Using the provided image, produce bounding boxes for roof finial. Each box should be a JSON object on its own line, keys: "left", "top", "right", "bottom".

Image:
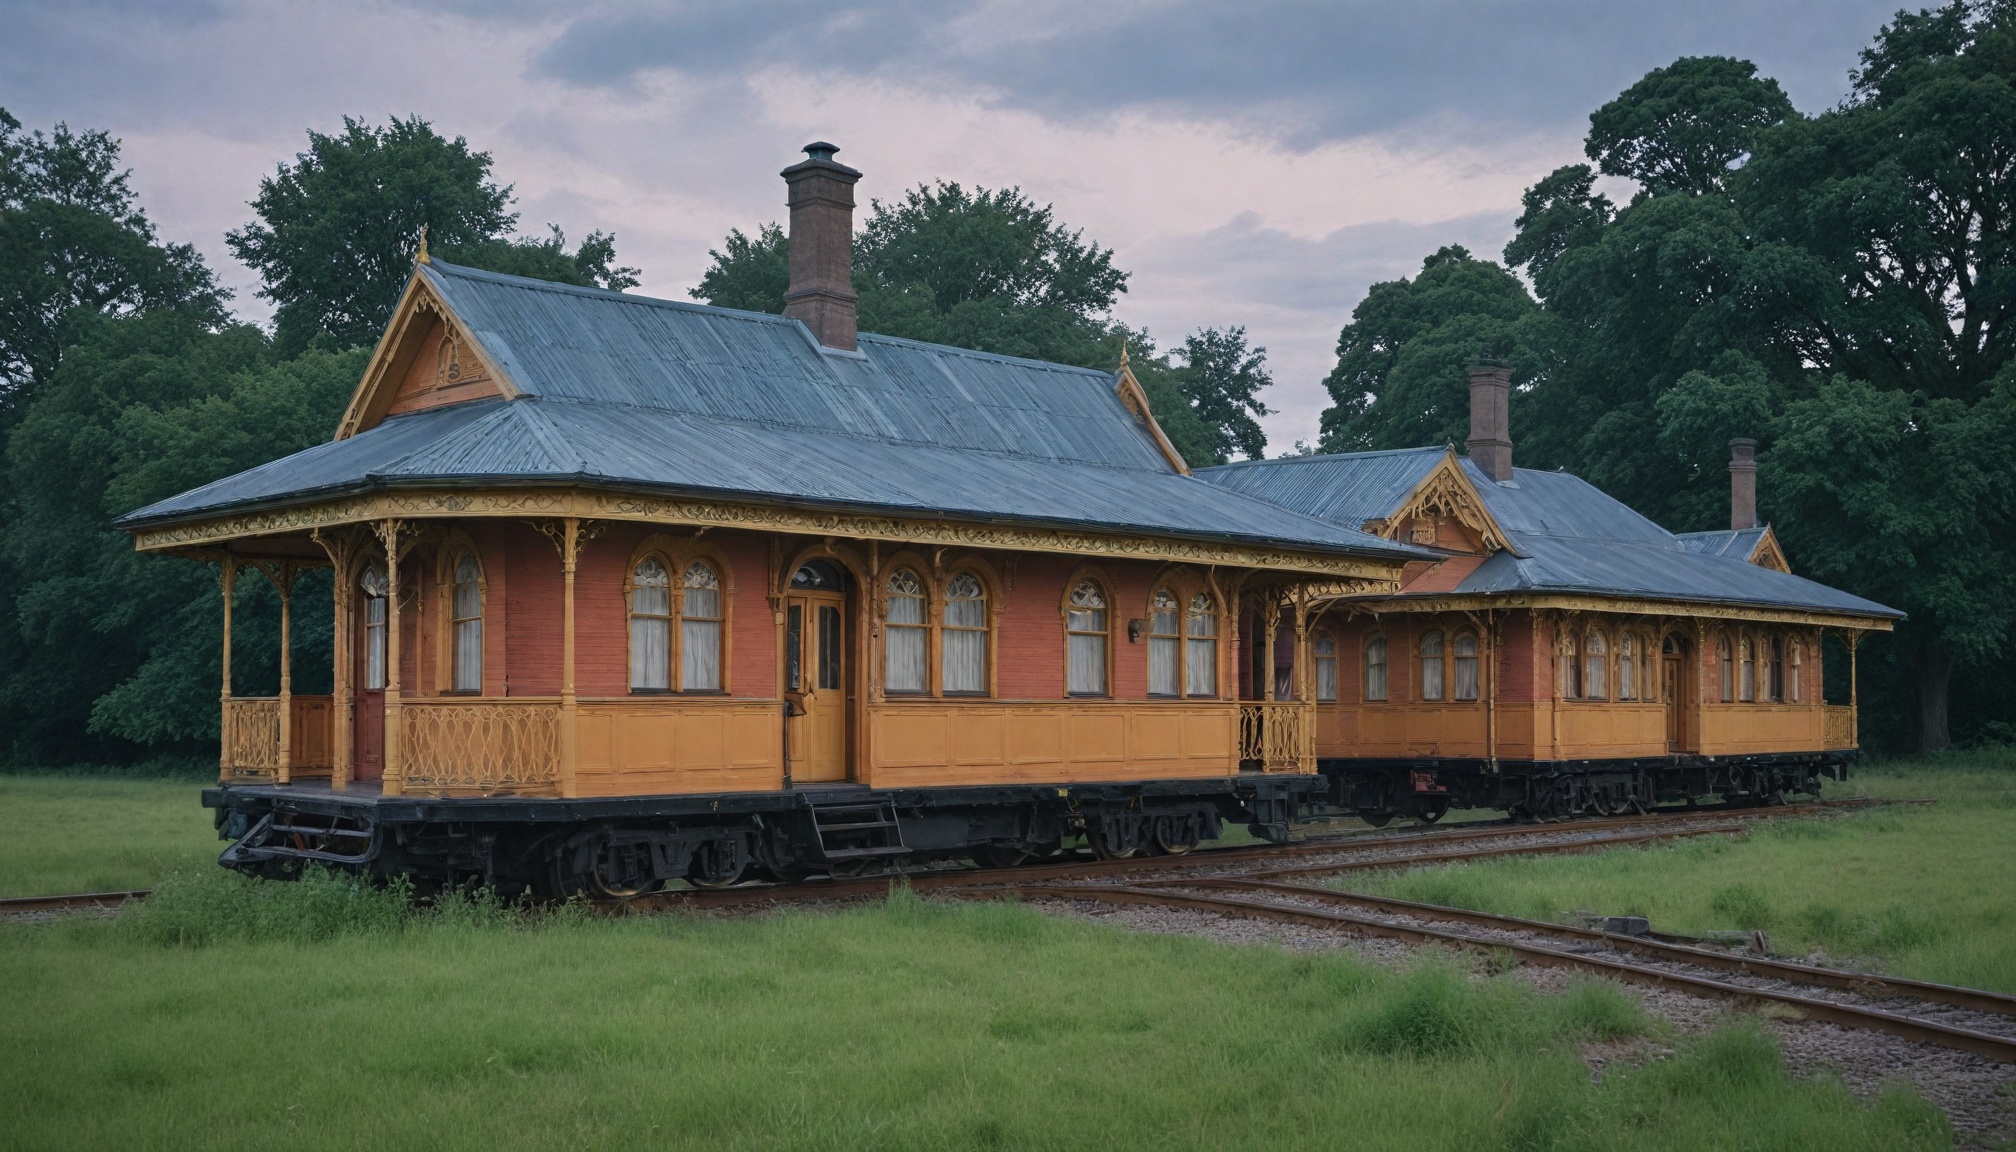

{"left": 416, "top": 224, "right": 430, "bottom": 265}
{"left": 1118, "top": 337, "right": 1130, "bottom": 371}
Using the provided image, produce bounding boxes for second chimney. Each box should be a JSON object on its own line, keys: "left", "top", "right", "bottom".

{"left": 781, "top": 142, "right": 862, "bottom": 351}
{"left": 1466, "top": 361, "right": 1514, "bottom": 482}
{"left": 1728, "top": 438, "right": 1759, "bottom": 530}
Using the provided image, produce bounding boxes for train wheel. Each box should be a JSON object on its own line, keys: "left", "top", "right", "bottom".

{"left": 1152, "top": 814, "right": 1200, "bottom": 856}
{"left": 586, "top": 839, "right": 663, "bottom": 899}
{"left": 1413, "top": 799, "right": 1449, "bottom": 825}
{"left": 1087, "top": 820, "right": 1144, "bottom": 860}
{"left": 686, "top": 840, "right": 747, "bottom": 889}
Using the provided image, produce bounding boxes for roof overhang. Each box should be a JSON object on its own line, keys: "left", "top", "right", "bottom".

{"left": 122, "top": 481, "right": 1413, "bottom": 583}
{"left": 1310, "top": 589, "right": 1897, "bottom": 631}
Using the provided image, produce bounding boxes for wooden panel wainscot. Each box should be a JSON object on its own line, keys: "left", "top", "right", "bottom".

{"left": 866, "top": 700, "right": 1243, "bottom": 788}
{"left": 575, "top": 698, "right": 784, "bottom": 798}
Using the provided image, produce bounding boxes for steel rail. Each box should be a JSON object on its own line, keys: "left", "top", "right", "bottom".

{"left": 980, "top": 883, "right": 2016, "bottom": 1065}
{"left": 0, "top": 890, "right": 149, "bottom": 915}
{"left": 1161, "top": 877, "right": 2016, "bottom": 1019}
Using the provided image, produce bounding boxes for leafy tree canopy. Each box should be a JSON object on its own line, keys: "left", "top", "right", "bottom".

{"left": 0, "top": 108, "right": 225, "bottom": 411}
{"left": 227, "top": 116, "right": 637, "bottom": 355}
{"left": 1586, "top": 56, "right": 1795, "bottom": 196}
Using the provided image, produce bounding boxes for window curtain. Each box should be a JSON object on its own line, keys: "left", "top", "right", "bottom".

{"left": 1618, "top": 635, "right": 1636, "bottom": 700}
{"left": 885, "top": 570, "right": 927, "bottom": 692}
{"left": 1452, "top": 632, "right": 1479, "bottom": 701}
{"left": 1315, "top": 635, "right": 1338, "bottom": 702}
{"left": 682, "top": 563, "right": 722, "bottom": 691}
{"left": 1148, "top": 590, "right": 1180, "bottom": 696}
{"left": 1420, "top": 631, "right": 1444, "bottom": 701}
{"left": 941, "top": 573, "right": 987, "bottom": 693}
{"left": 1066, "top": 581, "right": 1107, "bottom": 695}
{"left": 629, "top": 559, "right": 671, "bottom": 691}
{"left": 1185, "top": 595, "right": 1216, "bottom": 696}
{"left": 1584, "top": 634, "right": 1607, "bottom": 700}
{"left": 452, "top": 554, "right": 482, "bottom": 692}
{"left": 1364, "top": 637, "right": 1387, "bottom": 701}
{"left": 361, "top": 565, "right": 388, "bottom": 691}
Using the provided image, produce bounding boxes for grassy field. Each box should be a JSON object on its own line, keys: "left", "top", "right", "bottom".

{"left": 1346, "top": 753, "right": 2016, "bottom": 993}
{"left": 0, "top": 773, "right": 216, "bottom": 897}
{"left": 0, "top": 874, "right": 1950, "bottom": 1151}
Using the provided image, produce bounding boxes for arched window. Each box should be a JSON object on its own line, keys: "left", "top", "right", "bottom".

{"left": 682, "top": 562, "right": 724, "bottom": 691}
{"left": 1718, "top": 633, "right": 1734, "bottom": 702}
{"left": 1788, "top": 641, "right": 1804, "bottom": 704}
{"left": 1739, "top": 636, "right": 1756, "bottom": 702}
{"left": 450, "top": 552, "right": 482, "bottom": 692}
{"left": 1584, "top": 630, "right": 1608, "bottom": 700}
{"left": 1452, "top": 630, "right": 1480, "bottom": 701}
{"left": 1363, "top": 636, "right": 1388, "bottom": 702}
{"left": 1641, "top": 633, "right": 1657, "bottom": 702}
{"left": 1066, "top": 580, "right": 1108, "bottom": 695}
{"left": 1314, "top": 632, "right": 1338, "bottom": 702}
{"left": 1769, "top": 636, "right": 1785, "bottom": 702}
{"left": 1147, "top": 589, "right": 1181, "bottom": 697}
{"left": 1618, "top": 633, "right": 1637, "bottom": 700}
{"left": 1185, "top": 593, "right": 1218, "bottom": 697}
{"left": 628, "top": 557, "right": 672, "bottom": 691}
{"left": 884, "top": 568, "right": 928, "bottom": 694}
{"left": 942, "top": 571, "right": 988, "bottom": 694}
{"left": 1420, "top": 630, "right": 1446, "bottom": 701}
{"left": 361, "top": 564, "right": 389, "bottom": 691}
{"left": 1559, "top": 631, "right": 1581, "bottom": 699}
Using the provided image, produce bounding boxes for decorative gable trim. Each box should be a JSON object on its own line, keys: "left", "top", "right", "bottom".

{"left": 1383, "top": 448, "right": 1519, "bottom": 556}
{"left": 1113, "top": 349, "right": 1191, "bottom": 476}
{"left": 334, "top": 267, "right": 522, "bottom": 440}
{"left": 1749, "top": 526, "right": 1791, "bottom": 573}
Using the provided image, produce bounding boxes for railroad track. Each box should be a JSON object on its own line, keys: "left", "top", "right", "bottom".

{"left": 986, "top": 880, "right": 2016, "bottom": 1065}
{"left": 0, "top": 890, "right": 148, "bottom": 916}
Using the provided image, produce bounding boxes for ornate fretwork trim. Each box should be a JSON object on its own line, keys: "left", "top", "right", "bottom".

{"left": 1113, "top": 347, "right": 1191, "bottom": 477}
{"left": 1749, "top": 527, "right": 1791, "bottom": 573}
{"left": 132, "top": 487, "right": 1409, "bottom": 582}
{"left": 1384, "top": 449, "right": 1517, "bottom": 556}
{"left": 333, "top": 271, "right": 522, "bottom": 441}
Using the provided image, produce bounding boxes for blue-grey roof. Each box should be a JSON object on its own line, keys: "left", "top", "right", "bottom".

{"left": 1675, "top": 528, "right": 1772, "bottom": 559}
{"left": 119, "top": 261, "right": 1422, "bottom": 563}
{"left": 1197, "top": 450, "right": 1900, "bottom": 620}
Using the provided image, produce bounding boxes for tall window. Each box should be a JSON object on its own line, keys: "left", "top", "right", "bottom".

{"left": 628, "top": 557, "right": 672, "bottom": 691}
{"left": 1584, "top": 630, "right": 1608, "bottom": 700}
{"left": 1789, "top": 641, "right": 1804, "bottom": 704}
{"left": 1769, "top": 636, "right": 1785, "bottom": 702}
{"left": 1420, "top": 630, "right": 1446, "bottom": 701}
{"left": 1453, "top": 631, "right": 1480, "bottom": 701}
{"left": 1618, "top": 633, "right": 1637, "bottom": 700}
{"left": 1363, "top": 636, "right": 1388, "bottom": 702}
{"left": 1739, "top": 636, "right": 1756, "bottom": 702}
{"left": 942, "top": 571, "right": 987, "bottom": 694}
{"left": 1716, "top": 634, "right": 1733, "bottom": 701}
{"left": 361, "top": 565, "right": 389, "bottom": 691}
{"left": 1641, "top": 633, "right": 1656, "bottom": 702}
{"left": 885, "top": 569, "right": 927, "bottom": 693}
{"left": 1185, "top": 593, "right": 1217, "bottom": 697}
{"left": 1560, "top": 632, "right": 1581, "bottom": 699}
{"left": 1315, "top": 632, "right": 1338, "bottom": 702}
{"left": 1147, "top": 589, "right": 1181, "bottom": 697}
{"left": 682, "top": 562, "right": 723, "bottom": 691}
{"left": 1065, "top": 580, "right": 1108, "bottom": 695}
{"left": 450, "top": 552, "right": 482, "bottom": 692}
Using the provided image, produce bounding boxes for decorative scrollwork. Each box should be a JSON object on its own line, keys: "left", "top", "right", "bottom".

{"left": 1238, "top": 701, "right": 1314, "bottom": 774}
{"left": 225, "top": 698, "right": 282, "bottom": 777}
{"left": 401, "top": 701, "right": 561, "bottom": 794}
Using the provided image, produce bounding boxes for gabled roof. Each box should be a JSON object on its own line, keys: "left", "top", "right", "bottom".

{"left": 1197, "top": 450, "right": 1900, "bottom": 620}
{"left": 118, "top": 261, "right": 1424, "bottom": 564}
{"left": 1675, "top": 526, "right": 1791, "bottom": 572}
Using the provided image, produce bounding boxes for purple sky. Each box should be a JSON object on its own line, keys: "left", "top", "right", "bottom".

{"left": 3, "top": 0, "right": 1901, "bottom": 451}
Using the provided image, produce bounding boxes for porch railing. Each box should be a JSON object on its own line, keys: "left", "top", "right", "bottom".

{"left": 400, "top": 698, "right": 562, "bottom": 795}
{"left": 1239, "top": 701, "right": 1315, "bottom": 773}
{"left": 1823, "top": 705, "right": 1857, "bottom": 751}
{"left": 224, "top": 698, "right": 282, "bottom": 779}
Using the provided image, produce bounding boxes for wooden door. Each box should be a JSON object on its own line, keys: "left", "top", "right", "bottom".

{"left": 1661, "top": 651, "right": 1693, "bottom": 753}
{"left": 353, "top": 577, "right": 388, "bottom": 782}
{"left": 786, "top": 591, "right": 849, "bottom": 783}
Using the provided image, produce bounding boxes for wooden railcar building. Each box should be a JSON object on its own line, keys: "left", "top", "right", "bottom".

{"left": 118, "top": 143, "right": 1898, "bottom": 888}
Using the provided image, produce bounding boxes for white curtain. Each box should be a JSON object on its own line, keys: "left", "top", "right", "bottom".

{"left": 886, "top": 570, "right": 927, "bottom": 692}
{"left": 682, "top": 563, "right": 722, "bottom": 691}
{"left": 1363, "top": 637, "right": 1387, "bottom": 702}
{"left": 1148, "top": 590, "right": 1179, "bottom": 696}
{"left": 1315, "top": 634, "right": 1338, "bottom": 702}
{"left": 365, "top": 596, "right": 387, "bottom": 691}
{"left": 1585, "top": 634, "right": 1607, "bottom": 699}
{"left": 1066, "top": 581, "right": 1107, "bottom": 695}
{"left": 629, "top": 559, "right": 671, "bottom": 691}
{"left": 1618, "top": 635, "right": 1637, "bottom": 700}
{"left": 942, "top": 573, "right": 986, "bottom": 693}
{"left": 1453, "top": 632, "right": 1479, "bottom": 701}
{"left": 452, "top": 554, "right": 482, "bottom": 692}
{"left": 1185, "top": 595, "right": 1216, "bottom": 696}
{"left": 1420, "top": 631, "right": 1444, "bottom": 701}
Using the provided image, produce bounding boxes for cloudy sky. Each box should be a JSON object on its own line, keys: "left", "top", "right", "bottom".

{"left": 4, "top": 0, "right": 1901, "bottom": 450}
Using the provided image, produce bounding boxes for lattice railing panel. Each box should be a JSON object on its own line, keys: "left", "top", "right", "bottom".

{"left": 402, "top": 701, "right": 561, "bottom": 794}
{"left": 226, "top": 698, "right": 282, "bottom": 777}
{"left": 1239, "top": 701, "right": 1315, "bottom": 773}
{"left": 1823, "top": 705, "right": 1857, "bottom": 750}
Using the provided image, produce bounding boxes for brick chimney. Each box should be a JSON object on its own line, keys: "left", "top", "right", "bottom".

{"left": 781, "top": 142, "right": 861, "bottom": 351}
{"left": 1465, "top": 361, "right": 1514, "bottom": 482}
{"left": 1728, "top": 438, "right": 1759, "bottom": 530}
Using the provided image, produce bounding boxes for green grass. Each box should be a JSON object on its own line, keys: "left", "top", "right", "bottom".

{"left": 1343, "top": 752, "right": 2016, "bottom": 993}
{"left": 0, "top": 873, "right": 1952, "bottom": 1151}
{"left": 0, "top": 772, "right": 217, "bottom": 897}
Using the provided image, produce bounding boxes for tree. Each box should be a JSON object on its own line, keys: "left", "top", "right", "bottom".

{"left": 0, "top": 109, "right": 225, "bottom": 412}
{"left": 691, "top": 223, "right": 788, "bottom": 314}
{"left": 1171, "top": 327, "right": 1273, "bottom": 463}
{"left": 1586, "top": 56, "right": 1795, "bottom": 196}
{"left": 227, "top": 116, "right": 637, "bottom": 354}
{"left": 1318, "top": 246, "right": 1547, "bottom": 454}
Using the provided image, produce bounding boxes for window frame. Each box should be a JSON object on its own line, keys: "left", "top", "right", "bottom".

{"left": 623, "top": 535, "right": 736, "bottom": 696}
{"left": 1063, "top": 575, "right": 1112, "bottom": 698}
{"left": 940, "top": 568, "right": 991, "bottom": 697}
{"left": 1718, "top": 632, "right": 1735, "bottom": 703}
{"left": 1146, "top": 587, "right": 1182, "bottom": 698}
{"left": 446, "top": 548, "right": 484, "bottom": 694}
{"left": 1559, "top": 629, "right": 1581, "bottom": 700}
{"left": 1363, "top": 634, "right": 1389, "bottom": 702}
{"left": 679, "top": 559, "right": 726, "bottom": 693}
{"left": 1739, "top": 634, "right": 1756, "bottom": 703}
{"left": 1184, "top": 591, "right": 1218, "bottom": 699}
{"left": 1419, "top": 628, "right": 1446, "bottom": 702}
{"left": 360, "top": 562, "right": 389, "bottom": 692}
{"left": 625, "top": 553, "right": 675, "bottom": 694}
{"left": 1451, "top": 629, "right": 1480, "bottom": 702}
{"left": 1314, "top": 630, "right": 1338, "bottom": 703}
{"left": 883, "top": 566, "right": 930, "bottom": 696}
{"left": 1583, "top": 629, "right": 1608, "bottom": 701}
{"left": 1618, "top": 632, "right": 1636, "bottom": 701}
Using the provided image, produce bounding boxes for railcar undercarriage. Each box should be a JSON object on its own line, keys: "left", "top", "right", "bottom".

{"left": 206, "top": 775, "right": 1319, "bottom": 899}
{"left": 1320, "top": 752, "right": 1853, "bottom": 825}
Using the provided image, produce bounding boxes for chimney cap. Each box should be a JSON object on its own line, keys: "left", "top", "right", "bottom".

{"left": 782, "top": 140, "right": 861, "bottom": 179}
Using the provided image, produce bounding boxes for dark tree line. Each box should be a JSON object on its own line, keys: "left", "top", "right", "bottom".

{"left": 0, "top": 114, "right": 1274, "bottom": 768}
{"left": 1320, "top": 3, "right": 2016, "bottom": 752}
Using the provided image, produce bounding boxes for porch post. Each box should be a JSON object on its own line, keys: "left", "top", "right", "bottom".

{"left": 315, "top": 530, "right": 354, "bottom": 791}
{"left": 381, "top": 519, "right": 404, "bottom": 797}
{"left": 560, "top": 517, "right": 580, "bottom": 799}
{"left": 1262, "top": 595, "right": 1279, "bottom": 702}
{"left": 218, "top": 557, "right": 236, "bottom": 782}
{"left": 276, "top": 565, "right": 293, "bottom": 785}
{"left": 1848, "top": 631, "right": 1860, "bottom": 747}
